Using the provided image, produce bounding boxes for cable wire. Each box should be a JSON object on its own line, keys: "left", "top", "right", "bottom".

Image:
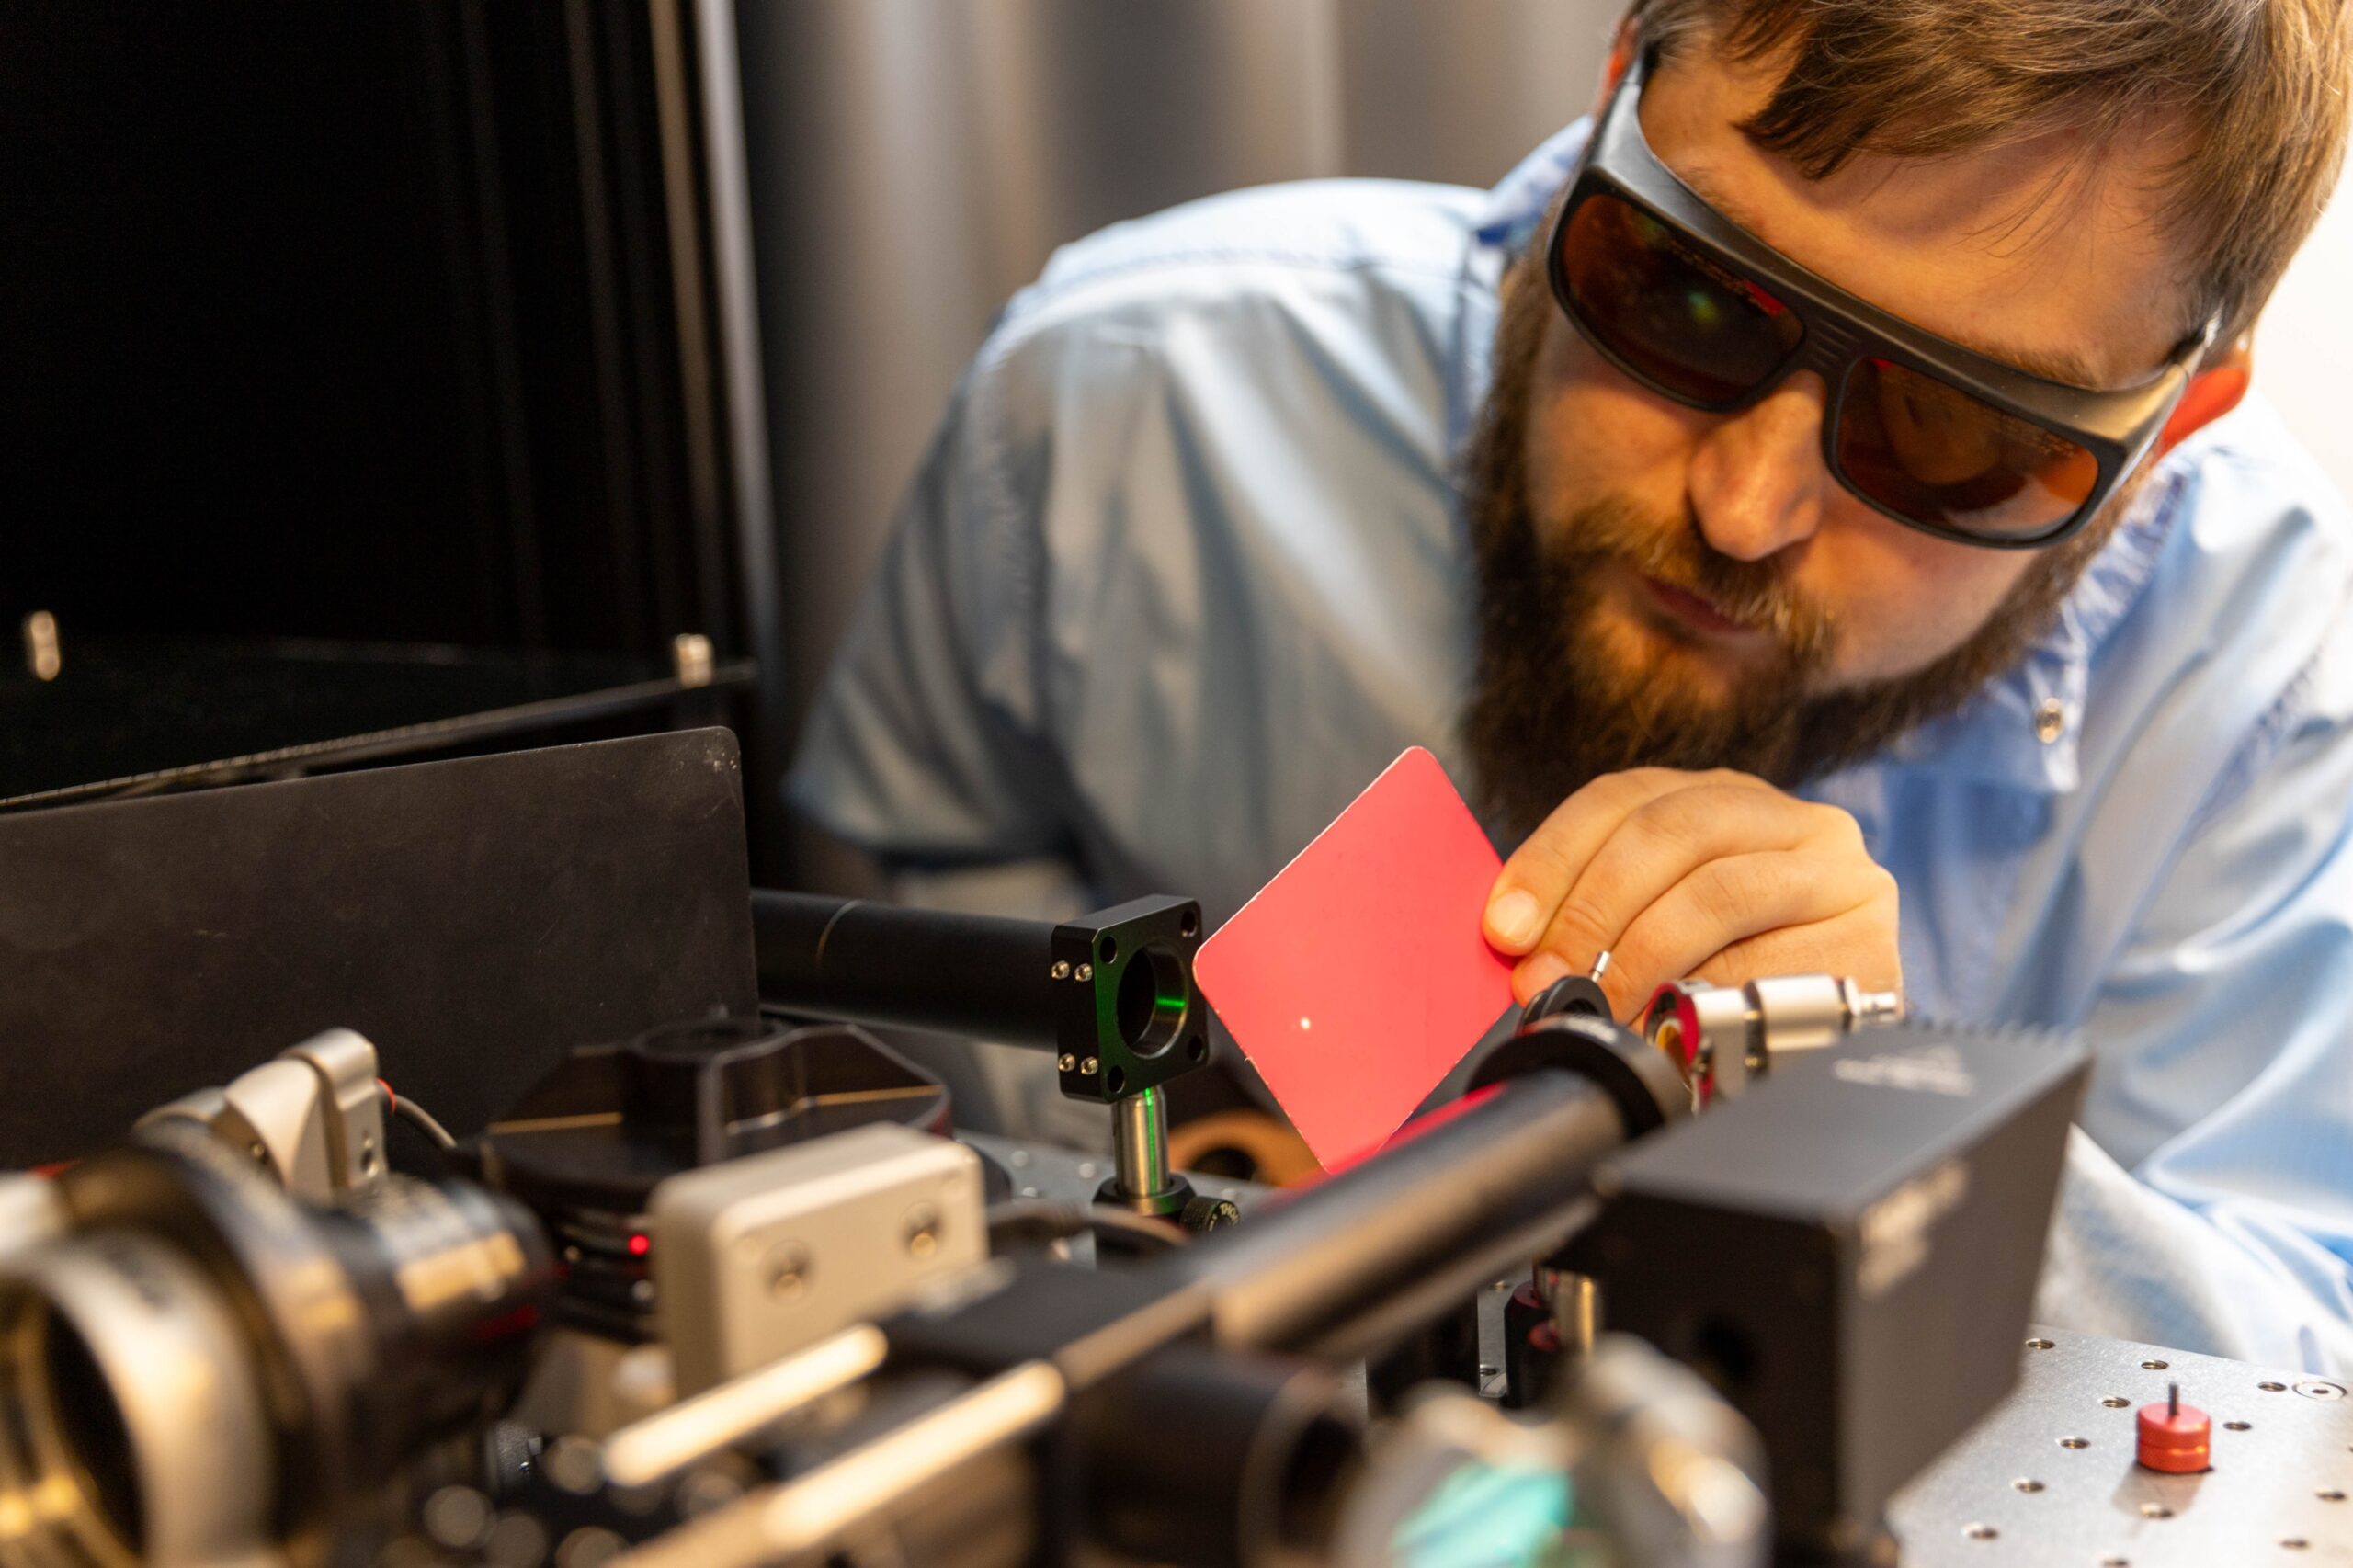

{"left": 389, "top": 1092, "right": 457, "bottom": 1151}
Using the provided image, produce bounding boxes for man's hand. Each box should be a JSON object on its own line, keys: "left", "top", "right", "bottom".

{"left": 1481, "top": 767, "right": 1902, "bottom": 1019}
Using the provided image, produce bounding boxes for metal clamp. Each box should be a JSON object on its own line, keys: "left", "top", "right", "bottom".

{"left": 136, "top": 1028, "right": 389, "bottom": 1204}
{"left": 1641, "top": 975, "right": 1904, "bottom": 1108}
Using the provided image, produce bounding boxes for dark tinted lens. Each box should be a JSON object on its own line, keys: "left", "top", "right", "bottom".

{"left": 1837, "top": 358, "right": 2099, "bottom": 540}
{"left": 1558, "top": 190, "right": 1803, "bottom": 405}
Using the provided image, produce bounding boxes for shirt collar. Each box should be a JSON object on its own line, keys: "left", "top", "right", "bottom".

{"left": 1451, "top": 120, "right": 1594, "bottom": 455}
{"left": 1474, "top": 119, "right": 1591, "bottom": 256}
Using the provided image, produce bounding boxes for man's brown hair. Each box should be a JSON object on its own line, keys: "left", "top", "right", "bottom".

{"left": 1631, "top": 0, "right": 2353, "bottom": 345}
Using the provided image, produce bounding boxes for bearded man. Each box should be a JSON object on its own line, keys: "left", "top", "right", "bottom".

{"left": 789, "top": 0, "right": 2353, "bottom": 1373}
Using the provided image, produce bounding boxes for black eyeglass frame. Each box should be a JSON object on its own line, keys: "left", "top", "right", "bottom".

{"left": 1545, "top": 44, "right": 2216, "bottom": 549}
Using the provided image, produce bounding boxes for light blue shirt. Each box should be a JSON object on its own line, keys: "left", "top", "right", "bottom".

{"left": 790, "top": 123, "right": 2353, "bottom": 1374}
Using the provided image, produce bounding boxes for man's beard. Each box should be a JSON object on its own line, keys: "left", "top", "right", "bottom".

{"left": 1461, "top": 262, "right": 2114, "bottom": 840}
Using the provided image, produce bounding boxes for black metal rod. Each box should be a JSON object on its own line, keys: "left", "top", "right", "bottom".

{"left": 1145, "top": 1062, "right": 1674, "bottom": 1353}
{"left": 752, "top": 891, "right": 1062, "bottom": 1049}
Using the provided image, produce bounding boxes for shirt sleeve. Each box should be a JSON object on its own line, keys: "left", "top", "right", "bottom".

{"left": 2036, "top": 653, "right": 2353, "bottom": 1375}
{"left": 785, "top": 343, "right": 1072, "bottom": 871}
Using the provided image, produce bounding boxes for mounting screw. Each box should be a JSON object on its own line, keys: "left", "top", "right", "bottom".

{"left": 1057, "top": 1053, "right": 1076, "bottom": 1071}
{"left": 902, "top": 1207, "right": 940, "bottom": 1258}
{"left": 1075, "top": 962, "right": 1094, "bottom": 983}
{"left": 1051, "top": 960, "right": 1072, "bottom": 981}
{"left": 1080, "top": 1056, "right": 1099, "bottom": 1075}
{"left": 672, "top": 632, "right": 715, "bottom": 688}
{"left": 1180, "top": 1196, "right": 1242, "bottom": 1233}
{"left": 766, "top": 1243, "right": 812, "bottom": 1301}
{"left": 22, "top": 611, "right": 61, "bottom": 683}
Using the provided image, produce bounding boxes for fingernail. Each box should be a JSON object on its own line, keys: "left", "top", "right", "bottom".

{"left": 1488, "top": 890, "right": 1541, "bottom": 949}
{"left": 1516, "top": 951, "right": 1570, "bottom": 1005}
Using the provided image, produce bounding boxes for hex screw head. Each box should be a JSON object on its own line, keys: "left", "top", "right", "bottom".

{"left": 1057, "top": 1053, "right": 1076, "bottom": 1071}
{"left": 1080, "top": 1056, "right": 1100, "bottom": 1075}
{"left": 1075, "top": 962, "right": 1094, "bottom": 983}
{"left": 1051, "top": 960, "right": 1072, "bottom": 981}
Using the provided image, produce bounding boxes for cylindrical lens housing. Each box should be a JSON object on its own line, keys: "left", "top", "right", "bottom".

{"left": 1079, "top": 1346, "right": 1363, "bottom": 1568}
{"left": 0, "top": 1231, "right": 274, "bottom": 1568}
{"left": 2, "top": 1126, "right": 555, "bottom": 1567}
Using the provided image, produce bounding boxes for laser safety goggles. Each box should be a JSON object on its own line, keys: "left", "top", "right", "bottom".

{"left": 1545, "top": 46, "right": 2217, "bottom": 548}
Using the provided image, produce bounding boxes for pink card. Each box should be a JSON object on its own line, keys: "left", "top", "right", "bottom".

{"left": 1193, "top": 747, "right": 1516, "bottom": 1168}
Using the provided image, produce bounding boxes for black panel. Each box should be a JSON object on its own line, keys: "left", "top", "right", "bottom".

{"left": 0, "top": 729, "right": 760, "bottom": 1164}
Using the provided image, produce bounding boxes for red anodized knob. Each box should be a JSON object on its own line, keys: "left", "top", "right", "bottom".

{"left": 2135, "top": 1382, "right": 2211, "bottom": 1474}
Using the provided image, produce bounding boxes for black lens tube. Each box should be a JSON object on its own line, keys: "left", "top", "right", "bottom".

{"left": 1146, "top": 1033, "right": 1686, "bottom": 1357}
{"left": 1079, "top": 1345, "right": 1361, "bottom": 1568}
{"left": 754, "top": 892, "right": 1067, "bottom": 1047}
{"left": 750, "top": 891, "right": 1208, "bottom": 1105}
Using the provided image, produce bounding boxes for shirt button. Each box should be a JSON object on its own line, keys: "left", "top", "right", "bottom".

{"left": 2034, "top": 697, "right": 2067, "bottom": 744}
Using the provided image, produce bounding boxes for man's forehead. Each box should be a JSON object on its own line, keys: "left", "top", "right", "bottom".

{"left": 1637, "top": 46, "right": 2189, "bottom": 391}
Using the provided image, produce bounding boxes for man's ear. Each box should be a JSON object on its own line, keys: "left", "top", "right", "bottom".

{"left": 1596, "top": 15, "right": 1640, "bottom": 111}
{"left": 2156, "top": 335, "right": 2253, "bottom": 454}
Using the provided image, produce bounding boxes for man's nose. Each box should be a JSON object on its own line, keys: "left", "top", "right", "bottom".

{"left": 1685, "top": 370, "right": 1834, "bottom": 562}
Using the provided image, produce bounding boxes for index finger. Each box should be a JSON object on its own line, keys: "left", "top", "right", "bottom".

{"left": 1483, "top": 767, "right": 1722, "bottom": 954}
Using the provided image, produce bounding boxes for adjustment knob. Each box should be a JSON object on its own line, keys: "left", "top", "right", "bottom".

{"left": 2135, "top": 1382, "right": 2211, "bottom": 1473}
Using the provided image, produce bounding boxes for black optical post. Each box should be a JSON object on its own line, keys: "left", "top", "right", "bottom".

{"left": 750, "top": 891, "right": 1229, "bottom": 1224}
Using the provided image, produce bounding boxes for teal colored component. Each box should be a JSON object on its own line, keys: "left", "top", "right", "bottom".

{"left": 1386, "top": 1462, "right": 1574, "bottom": 1568}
